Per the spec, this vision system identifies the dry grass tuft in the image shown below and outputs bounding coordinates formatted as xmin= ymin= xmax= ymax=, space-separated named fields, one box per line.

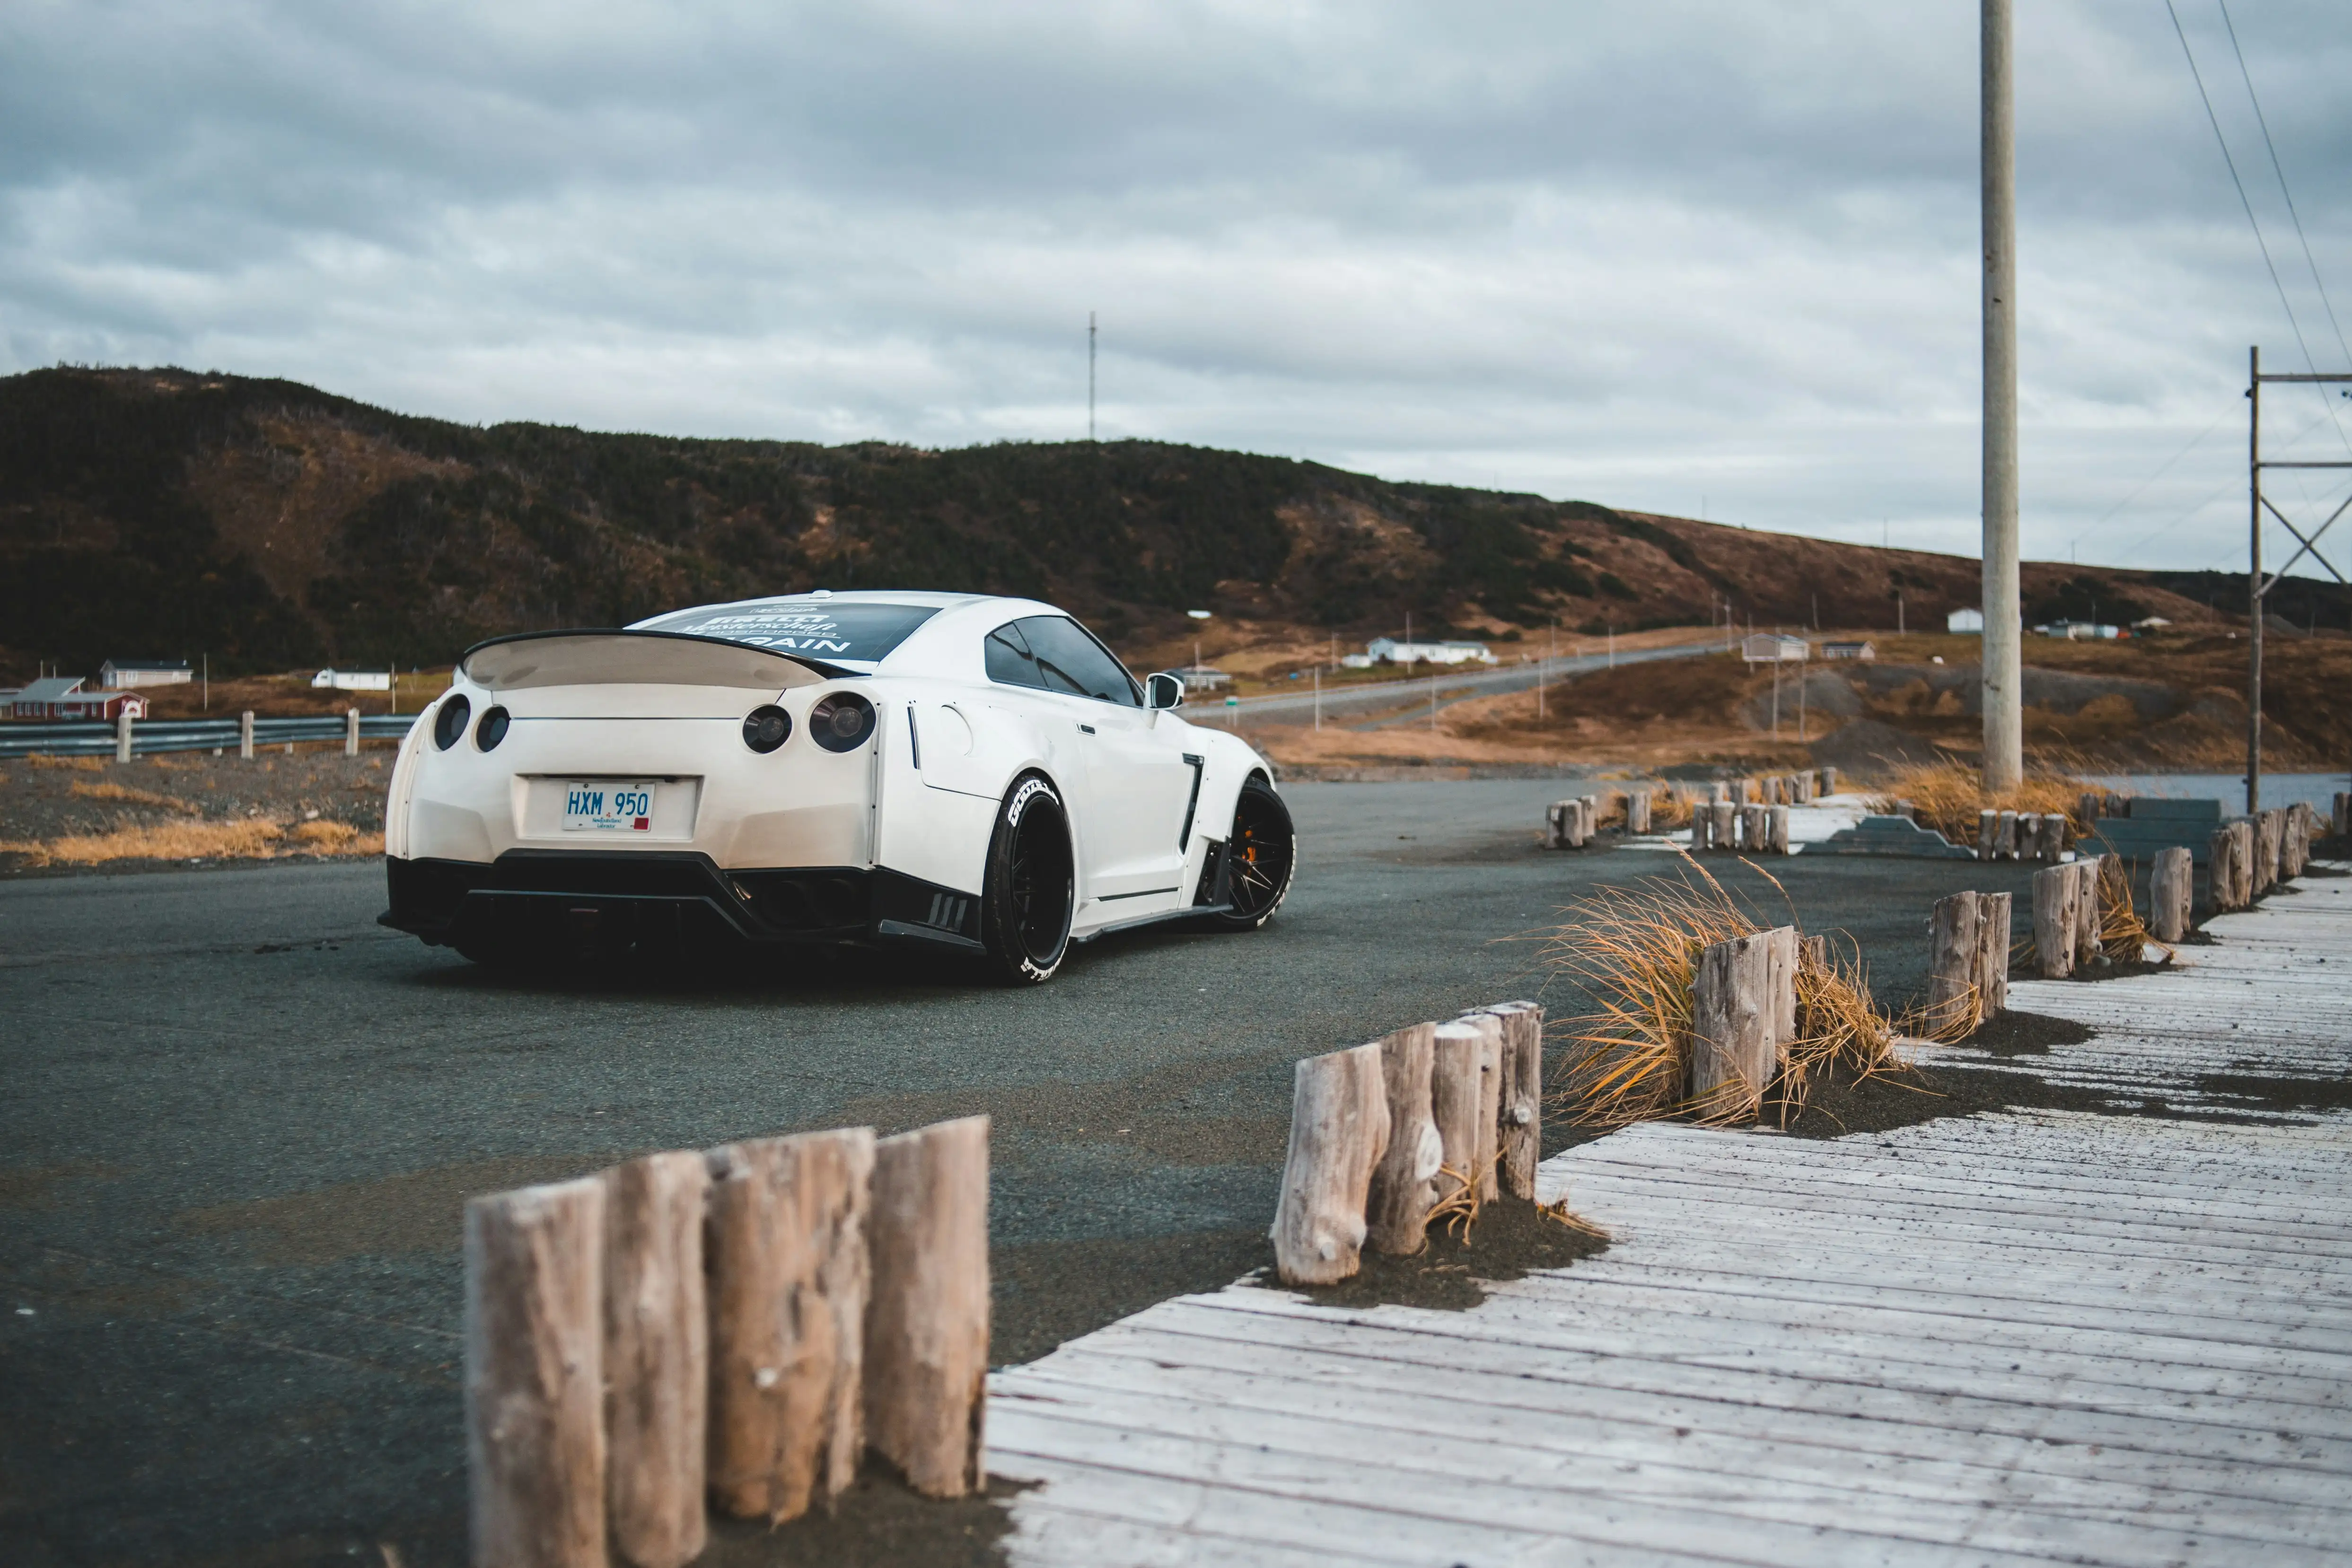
xmin=0 ymin=817 xmax=382 ymax=866
xmin=70 ymin=780 xmax=201 ymax=813
xmin=1536 ymin=1197 xmax=1612 ymax=1240
xmin=1868 ymin=761 xmax=2105 ymax=846
xmin=24 ymin=754 xmax=104 ymax=772
xmin=2097 ymin=856 xmax=2175 ymax=965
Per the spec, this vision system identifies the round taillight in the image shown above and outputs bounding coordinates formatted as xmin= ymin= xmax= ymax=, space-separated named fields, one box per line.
xmin=475 ymin=705 xmax=510 ymax=751
xmin=743 ymin=704 xmax=792 ymax=754
xmin=433 ymin=693 xmax=471 ymax=751
xmin=810 ymin=692 xmax=874 ymax=753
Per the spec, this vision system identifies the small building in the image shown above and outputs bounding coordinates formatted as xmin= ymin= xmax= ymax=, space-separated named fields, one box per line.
xmin=1740 ymin=633 xmax=1809 ymax=664
xmin=1366 ymin=638 xmax=1495 ymax=666
xmin=1947 ymin=607 xmax=1984 ymax=634
xmin=9 ymin=677 xmax=146 ymax=720
xmin=2033 ymin=621 xmax=2122 ymax=640
xmin=99 ymin=659 xmax=193 ymax=689
xmin=1819 ymin=639 xmax=1877 ymax=661
xmin=312 ymin=669 xmax=394 ymax=692
xmin=1338 ymin=653 xmax=1375 ymax=669
xmin=1171 ymin=665 xmax=1230 ymax=692
xmin=2133 ymin=616 xmax=2172 ymax=631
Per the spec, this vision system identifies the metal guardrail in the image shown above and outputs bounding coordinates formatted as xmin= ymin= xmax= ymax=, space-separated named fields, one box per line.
xmin=0 ymin=714 xmax=419 ymax=759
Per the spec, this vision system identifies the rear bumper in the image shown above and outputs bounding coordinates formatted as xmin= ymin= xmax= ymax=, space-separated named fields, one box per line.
xmin=380 ymin=851 xmax=983 ymax=956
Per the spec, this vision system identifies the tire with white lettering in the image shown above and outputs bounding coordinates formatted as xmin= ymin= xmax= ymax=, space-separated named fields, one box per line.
xmin=1204 ymin=776 xmax=1295 ymax=931
xmin=979 ymin=773 xmax=1075 ymax=984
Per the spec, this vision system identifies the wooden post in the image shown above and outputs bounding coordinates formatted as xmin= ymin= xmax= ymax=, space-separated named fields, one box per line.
xmin=706 ymin=1128 xmax=875 ymax=1524
xmin=1709 ymin=780 xmax=1730 ymax=805
xmin=2073 ymin=856 xmax=2103 ymax=966
xmin=865 ymin=1117 xmax=989 ymax=1498
xmin=1428 ymin=1021 xmax=1484 ymax=1218
xmin=2030 ymin=865 xmax=2077 ymax=979
xmin=1270 ymin=1045 xmax=1392 ymax=1284
xmin=1975 ymin=891 xmax=2010 ymax=1016
xmin=2335 ymin=791 xmax=2349 ymax=838
xmin=1739 ymin=803 xmax=1766 ymax=853
xmin=1626 ymin=789 xmax=1652 ymax=835
xmin=1928 ymin=892 xmax=1982 ymax=1033
xmin=1766 ymin=805 xmax=1790 ymax=855
xmin=2077 ymin=790 xmax=2102 ymax=825
xmin=2232 ymin=820 xmax=2256 ymax=907
xmin=2150 ymin=846 xmax=2192 ymax=943
xmin=1450 ymin=1011 xmax=1504 ymax=1202
xmin=2256 ymin=808 xmax=2283 ymax=893
xmin=1690 ymin=802 xmax=1713 ymax=850
xmin=2207 ymin=826 xmax=2236 ymax=912
xmin=1363 ymin=1022 xmax=1439 ymax=1256
xmin=1480 ymin=1002 xmax=1544 ymax=1201
xmin=465 ymin=1177 xmax=607 ymax=1568
xmin=1993 ymin=809 xmax=2018 ymax=860
xmin=1580 ymin=795 xmax=1600 ymax=835
xmin=1800 ymin=932 xmax=1828 ymax=970
xmin=1976 ymin=809 xmax=1996 ymax=860
xmin=115 ymin=709 xmax=132 ymax=763
xmin=1761 ymin=775 xmax=1781 ymax=806
xmin=1689 ymin=928 xmax=1795 ymax=1120
xmin=601 ymin=1153 xmax=709 ymax=1568
xmin=239 ymin=708 xmax=255 ymax=760
xmin=1708 ymin=801 xmax=1737 ymax=852
xmin=344 ymin=707 xmax=361 ymax=757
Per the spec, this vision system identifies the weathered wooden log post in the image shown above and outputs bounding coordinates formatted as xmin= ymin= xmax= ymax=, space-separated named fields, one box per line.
xmin=1800 ymin=932 xmax=1828 ymax=970
xmin=1708 ymin=801 xmax=1737 ymax=852
xmin=1766 ymin=804 xmax=1790 ymax=855
xmin=465 ymin=1177 xmax=607 ymax=1568
xmin=2150 ymin=846 xmax=2192 ymax=943
xmin=2030 ymin=865 xmax=2078 ymax=979
xmin=1363 ymin=1022 xmax=1439 ymax=1255
xmin=344 ymin=707 xmax=361 ymax=758
xmin=2256 ymin=808 xmax=2284 ymax=893
xmin=2012 ymin=814 xmax=2038 ymax=860
xmin=1993 ymin=809 xmax=2019 ymax=860
xmin=1977 ymin=809 xmax=1997 ymax=861
xmin=1449 ymin=1011 xmax=1504 ymax=1202
xmin=707 ymin=1128 xmax=875 ymax=1523
xmin=601 ymin=1152 xmax=709 ymax=1568
xmin=1480 ymin=1002 xmax=1545 ymax=1201
xmin=2073 ymin=856 xmax=2104 ymax=966
xmin=1545 ymin=801 xmax=1567 ymax=849
xmin=2077 ymin=790 xmax=2102 ymax=826
xmin=1580 ymin=794 xmax=1600 ymax=834
xmin=1975 ymin=891 xmax=2010 ymax=1017
xmin=1687 ymin=801 xmax=1711 ymax=850
xmin=239 ymin=708 xmax=256 ymax=760
xmin=1739 ymin=803 xmax=1767 ymax=852
xmin=866 ymin=1117 xmax=989 ymax=1498
xmin=1820 ymin=765 xmax=1839 ymax=796
xmin=1626 ymin=788 xmax=1652 ymax=835
xmin=1428 ymin=1020 xmax=1484 ymax=1219
xmin=2208 ymin=825 xmax=2238 ymax=912
xmin=1928 ymin=891 xmax=1982 ymax=1033
xmin=1709 ymin=780 xmax=1730 ymax=806
xmin=2335 ymin=791 xmax=2350 ymax=838
xmin=2280 ymin=806 xmax=2304 ymax=881
xmin=1271 ymin=1044 xmax=1393 ymax=1285
xmin=1761 ymin=776 xmax=1781 ymax=806
xmin=1689 ymin=926 xmax=1798 ymax=1121
xmin=2231 ymin=819 xmax=2256 ymax=907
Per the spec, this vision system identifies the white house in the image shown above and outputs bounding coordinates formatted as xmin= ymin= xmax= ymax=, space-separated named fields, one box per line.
xmin=1740 ymin=633 xmax=1808 ymax=664
xmin=1366 ymin=638 xmax=1495 ymax=666
xmin=99 ymin=659 xmax=192 ymax=689
xmin=1947 ymin=607 xmax=1984 ymax=634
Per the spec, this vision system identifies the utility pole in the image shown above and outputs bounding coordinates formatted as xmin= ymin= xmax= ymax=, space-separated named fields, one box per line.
xmin=2248 ymin=345 xmax=2262 ymax=815
xmin=1088 ymin=312 xmax=1097 ymax=442
xmin=1980 ymin=0 xmax=2024 ymax=792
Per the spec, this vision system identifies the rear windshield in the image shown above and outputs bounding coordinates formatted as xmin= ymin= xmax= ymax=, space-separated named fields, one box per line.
xmin=633 ymin=599 xmax=939 ymax=663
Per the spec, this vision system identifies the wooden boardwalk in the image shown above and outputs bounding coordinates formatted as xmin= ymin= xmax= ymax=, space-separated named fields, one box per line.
xmin=987 ymin=872 xmax=2352 ymax=1566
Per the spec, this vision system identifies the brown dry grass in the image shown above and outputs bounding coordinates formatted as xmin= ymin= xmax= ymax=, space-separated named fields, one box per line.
xmin=1866 ymin=761 xmax=2103 ymax=846
xmin=0 ymin=817 xmax=383 ymax=866
xmin=24 ymin=754 xmax=103 ymax=772
xmin=1543 ymin=856 xmax=1911 ymax=1130
xmin=2097 ymin=854 xmax=2175 ymax=965
xmin=70 ymin=780 xmax=201 ymax=813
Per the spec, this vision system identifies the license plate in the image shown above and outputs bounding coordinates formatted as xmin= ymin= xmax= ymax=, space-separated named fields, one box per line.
xmin=562 ymin=780 xmax=657 ymax=832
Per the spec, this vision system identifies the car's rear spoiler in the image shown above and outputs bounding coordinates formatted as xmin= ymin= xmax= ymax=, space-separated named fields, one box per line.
xmin=456 ymin=629 xmax=855 ymax=691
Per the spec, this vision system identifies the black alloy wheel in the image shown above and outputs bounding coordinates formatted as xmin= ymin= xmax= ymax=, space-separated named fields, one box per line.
xmin=979 ymin=775 xmax=1075 ymax=984
xmin=1206 ymin=776 xmax=1295 ymax=931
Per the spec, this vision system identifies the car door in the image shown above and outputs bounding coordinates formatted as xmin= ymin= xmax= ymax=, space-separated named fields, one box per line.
xmin=1015 ymin=615 xmax=1196 ymax=904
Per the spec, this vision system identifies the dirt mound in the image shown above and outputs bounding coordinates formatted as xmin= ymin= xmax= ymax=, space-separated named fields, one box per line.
xmin=1808 ymin=718 xmax=1953 ymax=779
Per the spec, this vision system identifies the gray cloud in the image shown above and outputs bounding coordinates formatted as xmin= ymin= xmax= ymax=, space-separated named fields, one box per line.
xmin=5 ymin=0 xmax=2351 ymax=576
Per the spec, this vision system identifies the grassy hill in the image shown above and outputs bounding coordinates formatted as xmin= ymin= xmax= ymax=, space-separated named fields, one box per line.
xmin=0 ymin=366 xmax=2324 ymax=679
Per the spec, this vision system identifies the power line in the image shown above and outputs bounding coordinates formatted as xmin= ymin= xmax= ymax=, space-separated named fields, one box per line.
xmin=2217 ymin=0 xmax=2352 ymax=369
xmin=2165 ymin=0 xmax=2352 ymax=464
xmin=2067 ymin=403 xmax=2233 ymax=554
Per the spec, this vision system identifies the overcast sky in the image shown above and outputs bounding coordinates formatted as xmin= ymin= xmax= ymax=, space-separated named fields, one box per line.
xmin=6 ymin=1 xmax=2351 ymax=577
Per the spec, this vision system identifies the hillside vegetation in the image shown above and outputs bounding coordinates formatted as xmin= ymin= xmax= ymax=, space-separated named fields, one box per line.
xmin=0 ymin=366 xmax=2325 ymax=679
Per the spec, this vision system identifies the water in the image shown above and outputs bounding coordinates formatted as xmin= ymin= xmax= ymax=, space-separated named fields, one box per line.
xmin=2088 ymin=771 xmax=2348 ymax=815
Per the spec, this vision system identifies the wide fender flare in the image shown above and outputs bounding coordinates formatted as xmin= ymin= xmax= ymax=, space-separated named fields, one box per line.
xmin=1190 ymin=730 xmax=1276 ymax=847
xmin=947 ymin=695 xmax=1072 ymax=813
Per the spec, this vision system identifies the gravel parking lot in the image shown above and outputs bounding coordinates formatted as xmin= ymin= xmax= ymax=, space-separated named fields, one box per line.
xmin=0 ymin=780 xmax=2052 ymax=1567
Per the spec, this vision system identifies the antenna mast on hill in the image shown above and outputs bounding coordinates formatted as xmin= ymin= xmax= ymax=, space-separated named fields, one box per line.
xmin=1088 ymin=312 xmax=1097 ymax=443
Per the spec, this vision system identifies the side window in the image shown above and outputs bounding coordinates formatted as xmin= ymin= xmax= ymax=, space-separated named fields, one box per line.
xmin=1017 ymin=617 xmax=1143 ymax=707
xmin=984 ymin=621 xmax=1045 ymax=688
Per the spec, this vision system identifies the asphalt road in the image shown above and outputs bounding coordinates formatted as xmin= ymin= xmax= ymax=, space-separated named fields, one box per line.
xmin=1224 ymin=637 xmax=1715 ymax=727
xmin=0 ymin=781 xmax=2053 ymax=1567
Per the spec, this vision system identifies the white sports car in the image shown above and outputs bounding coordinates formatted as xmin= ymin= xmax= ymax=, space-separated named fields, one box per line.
xmin=379 ymin=590 xmax=1294 ymax=982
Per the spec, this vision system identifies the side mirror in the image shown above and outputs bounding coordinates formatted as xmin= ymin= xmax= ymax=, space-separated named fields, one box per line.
xmin=1146 ymin=671 xmax=1186 ymax=710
